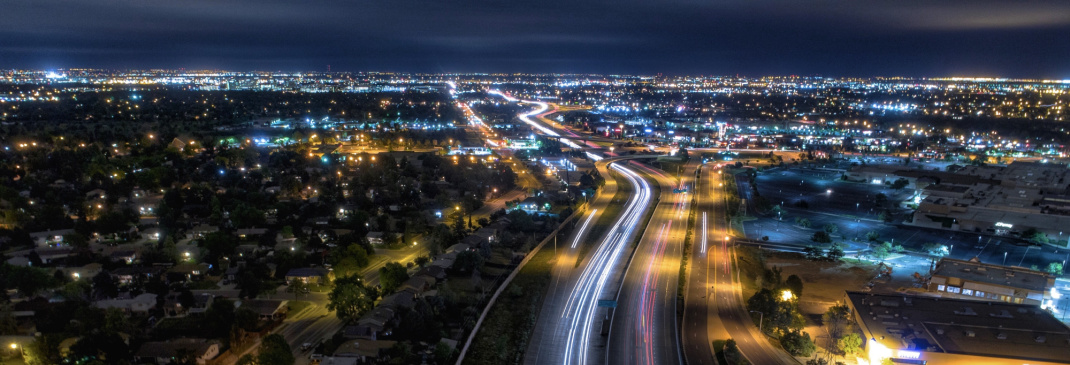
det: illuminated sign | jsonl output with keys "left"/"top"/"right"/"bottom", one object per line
{"left": 995, "top": 222, "right": 1013, "bottom": 229}
{"left": 897, "top": 350, "right": 921, "bottom": 360}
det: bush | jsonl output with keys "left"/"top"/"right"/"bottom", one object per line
{"left": 780, "top": 330, "right": 816, "bottom": 357}
{"left": 811, "top": 231, "right": 832, "bottom": 243}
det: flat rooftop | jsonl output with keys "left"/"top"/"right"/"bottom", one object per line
{"left": 932, "top": 258, "right": 1053, "bottom": 292}
{"left": 846, "top": 291, "right": 1070, "bottom": 363}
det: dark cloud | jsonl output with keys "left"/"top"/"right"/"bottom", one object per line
{"left": 1, "top": 0, "right": 1068, "bottom": 77}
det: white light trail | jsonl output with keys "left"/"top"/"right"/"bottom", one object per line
{"left": 571, "top": 209, "right": 598, "bottom": 249}
{"left": 489, "top": 90, "right": 584, "bottom": 149}
{"left": 701, "top": 212, "right": 708, "bottom": 254}
{"left": 561, "top": 163, "right": 653, "bottom": 365}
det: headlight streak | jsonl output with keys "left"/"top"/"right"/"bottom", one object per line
{"left": 571, "top": 210, "right": 598, "bottom": 249}
{"left": 561, "top": 163, "right": 652, "bottom": 365}
{"left": 701, "top": 212, "right": 708, "bottom": 255}
{"left": 489, "top": 90, "right": 584, "bottom": 149}
{"left": 635, "top": 220, "right": 671, "bottom": 365}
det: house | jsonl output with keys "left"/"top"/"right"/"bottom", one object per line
{"left": 333, "top": 339, "right": 397, "bottom": 362}
{"left": 168, "top": 138, "right": 187, "bottom": 151}
{"left": 29, "top": 229, "right": 75, "bottom": 247}
{"left": 5, "top": 256, "right": 30, "bottom": 267}
{"left": 34, "top": 247, "right": 74, "bottom": 264}
{"left": 134, "top": 338, "right": 220, "bottom": 365}
{"left": 93, "top": 293, "right": 157, "bottom": 313}
{"left": 381, "top": 289, "right": 417, "bottom": 310}
{"left": 188, "top": 224, "right": 219, "bottom": 239}
{"left": 111, "top": 266, "right": 164, "bottom": 285}
{"left": 356, "top": 306, "right": 396, "bottom": 337}
{"left": 188, "top": 293, "right": 215, "bottom": 315}
{"left": 366, "top": 231, "right": 385, "bottom": 245}
{"left": 238, "top": 299, "right": 288, "bottom": 320}
{"left": 285, "top": 267, "right": 330, "bottom": 285}
{"left": 110, "top": 250, "right": 138, "bottom": 264}
{"left": 63, "top": 263, "right": 103, "bottom": 281}
{"left": 235, "top": 244, "right": 260, "bottom": 258}
{"left": 473, "top": 227, "right": 498, "bottom": 244}
{"left": 416, "top": 265, "right": 447, "bottom": 281}
{"left": 235, "top": 228, "right": 268, "bottom": 239}
{"left": 460, "top": 235, "right": 486, "bottom": 248}
{"left": 343, "top": 324, "right": 379, "bottom": 340}
{"left": 398, "top": 274, "right": 436, "bottom": 294}
{"left": 167, "top": 263, "right": 209, "bottom": 283}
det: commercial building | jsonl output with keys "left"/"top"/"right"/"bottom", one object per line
{"left": 904, "top": 162, "right": 1070, "bottom": 246}
{"left": 927, "top": 258, "right": 1055, "bottom": 306}
{"left": 845, "top": 291, "right": 1070, "bottom": 365}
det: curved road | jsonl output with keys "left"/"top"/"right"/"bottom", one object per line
{"left": 606, "top": 161, "right": 689, "bottom": 365}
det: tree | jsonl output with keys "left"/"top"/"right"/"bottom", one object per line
{"left": 0, "top": 264, "right": 58, "bottom": 297}
{"left": 838, "top": 333, "right": 863, "bottom": 357}
{"left": 823, "top": 223, "right": 838, "bottom": 234}
{"left": 825, "top": 243, "right": 846, "bottom": 261}
{"left": 452, "top": 251, "right": 485, "bottom": 273}
{"left": 378, "top": 262, "right": 410, "bottom": 294}
{"left": 1046, "top": 262, "right": 1064, "bottom": 276}
{"left": 891, "top": 178, "right": 909, "bottom": 190}
{"left": 331, "top": 244, "right": 370, "bottom": 277}
{"left": 68, "top": 332, "right": 130, "bottom": 363}
{"left": 784, "top": 275, "right": 804, "bottom": 298}
{"left": 811, "top": 231, "right": 832, "bottom": 243}
{"left": 780, "top": 330, "right": 816, "bottom": 357}
{"left": 803, "top": 245, "right": 823, "bottom": 261}
{"left": 434, "top": 341, "right": 456, "bottom": 364}
{"left": 92, "top": 271, "right": 119, "bottom": 299}
{"left": 722, "top": 339, "right": 748, "bottom": 365}
{"left": 327, "top": 275, "right": 377, "bottom": 321}
{"left": 1023, "top": 228, "right": 1050, "bottom": 244}
{"left": 922, "top": 243, "right": 948, "bottom": 257}
{"left": 256, "top": 334, "right": 295, "bottom": 365}
{"left": 178, "top": 288, "right": 196, "bottom": 308}
{"left": 64, "top": 233, "right": 89, "bottom": 248}
{"left": 874, "top": 193, "right": 888, "bottom": 207}
{"left": 871, "top": 241, "right": 902, "bottom": 262}
{"left": 865, "top": 231, "right": 880, "bottom": 242}
{"left": 823, "top": 304, "right": 852, "bottom": 345}
{"left": 794, "top": 217, "right": 811, "bottom": 228}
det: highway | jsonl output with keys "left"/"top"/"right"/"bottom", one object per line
{"left": 701, "top": 163, "right": 798, "bottom": 364}
{"left": 681, "top": 160, "right": 722, "bottom": 365}
{"left": 605, "top": 161, "right": 689, "bottom": 365}
{"left": 524, "top": 159, "right": 655, "bottom": 365}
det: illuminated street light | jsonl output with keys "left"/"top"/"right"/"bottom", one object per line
{"left": 781, "top": 290, "right": 794, "bottom": 301}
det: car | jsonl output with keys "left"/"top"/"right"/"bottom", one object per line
{"left": 300, "top": 342, "right": 313, "bottom": 351}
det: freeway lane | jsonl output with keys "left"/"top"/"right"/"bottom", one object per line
{"left": 563, "top": 163, "right": 653, "bottom": 365}
{"left": 606, "top": 161, "right": 688, "bottom": 365}
{"left": 706, "top": 167, "right": 798, "bottom": 364}
{"left": 524, "top": 157, "right": 641, "bottom": 365}
{"left": 682, "top": 160, "right": 723, "bottom": 365}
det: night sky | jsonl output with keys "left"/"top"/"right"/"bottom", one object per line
{"left": 2, "top": 0, "right": 1069, "bottom": 77}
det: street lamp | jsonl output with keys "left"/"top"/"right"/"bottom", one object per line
{"left": 749, "top": 310, "right": 765, "bottom": 333}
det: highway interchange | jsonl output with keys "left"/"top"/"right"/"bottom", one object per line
{"left": 499, "top": 91, "right": 799, "bottom": 365}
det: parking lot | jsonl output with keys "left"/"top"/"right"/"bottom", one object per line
{"left": 740, "top": 164, "right": 1070, "bottom": 272}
